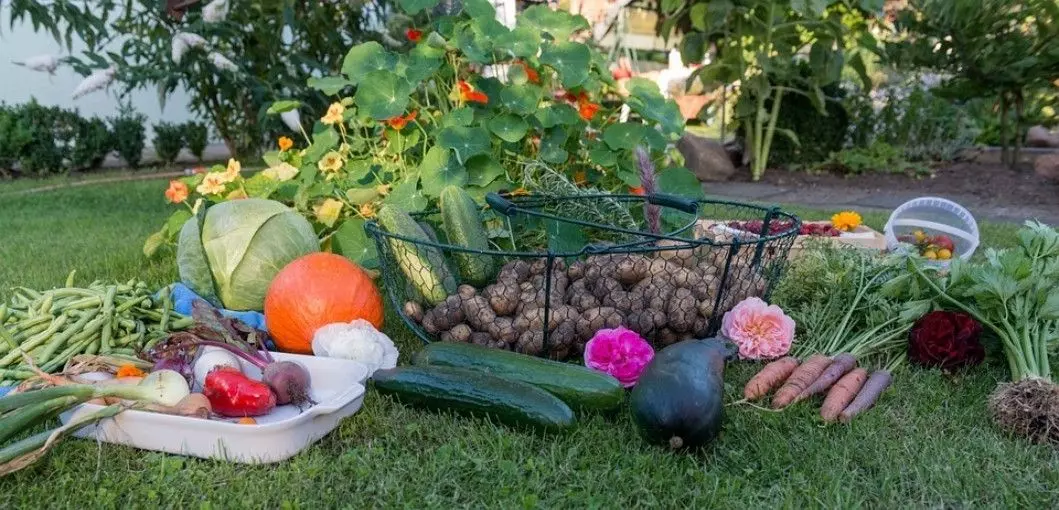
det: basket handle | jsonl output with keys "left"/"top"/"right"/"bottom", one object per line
{"left": 486, "top": 192, "right": 518, "bottom": 216}
{"left": 646, "top": 193, "right": 698, "bottom": 214}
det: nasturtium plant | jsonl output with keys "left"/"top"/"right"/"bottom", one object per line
{"left": 148, "top": 1, "right": 687, "bottom": 267}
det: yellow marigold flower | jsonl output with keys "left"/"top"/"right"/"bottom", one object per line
{"left": 831, "top": 210, "right": 862, "bottom": 232}
{"left": 317, "top": 151, "right": 344, "bottom": 173}
{"left": 262, "top": 162, "right": 299, "bottom": 182}
{"left": 314, "top": 198, "right": 344, "bottom": 227}
{"left": 358, "top": 202, "right": 377, "bottom": 219}
{"left": 220, "top": 158, "right": 241, "bottom": 183}
{"left": 321, "top": 102, "right": 345, "bottom": 125}
{"left": 196, "top": 172, "right": 228, "bottom": 195}
{"left": 278, "top": 136, "right": 294, "bottom": 151}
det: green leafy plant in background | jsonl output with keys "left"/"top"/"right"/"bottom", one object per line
{"left": 0, "top": 104, "right": 33, "bottom": 177}
{"left": 886, "top": 0, "right": 1059, "bottom": 168}
{"left": 109, "top": 106, "right": 146, "bottom": 169}
{"left": 5, "top": 0, "right": 384, "bottom": 158}
{"left": 12, "top": 101, "right": 79, "bottom": 176}
{"left": 662, "top": 0, "right": 882, "bottom": 180}
{"left": 967, "top": 89, "right": 1059, "bottom": 147}
{"left": 818, "top": 141, "right": 930, "bottom": 177}
{"left": 146, "top": 1, "right": 689, "bottom": 265}
{"left": 152, "top": 122, "right": 185, "bottom": 167}
{"left": 183, "top": 122, "right": 209, "bottom": 163}
{"left": 70, "top": 117, "right": 112, "bottom": 172}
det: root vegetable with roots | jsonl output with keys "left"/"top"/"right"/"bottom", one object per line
{"left": 904, "top": 221, "right": 1059, "bottom": 444}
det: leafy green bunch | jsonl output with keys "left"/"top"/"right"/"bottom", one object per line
{"left": 148, "top": 0, "right": 690, "bottom": 266}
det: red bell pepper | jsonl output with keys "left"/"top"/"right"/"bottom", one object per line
{"left": 203, "top": 367, "right": 276, "bottom": 417}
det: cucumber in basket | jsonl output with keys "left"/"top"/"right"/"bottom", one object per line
{"left": 413, "top": 343, "right": 624, "bottom": 412}
{"left": 376, "top": 205, "right": 457, "bottom": 306}
{"left": 439, "top": 186, "right": 495, "bottom": 286}
{"left": 372, "top": 365, "right": 575, "bottom": 432}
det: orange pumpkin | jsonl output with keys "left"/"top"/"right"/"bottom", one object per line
{"left": 264, "top": 253, "right": 384, "bottom": 354}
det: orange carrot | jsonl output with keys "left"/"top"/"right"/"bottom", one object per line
{"left": 795, "top": 353, "right": 857, "bottom": 403}
{"left": 771, "top": 354, "right": 831, "bottom": 409}
{"left": 839, "top": 370, "right": 892, "bottom": 423}
{"left": 743, "top": 356, "right": 800, "bottom": 401}
{"left": 820, "top": 368, "right": 868, "bottom": 422}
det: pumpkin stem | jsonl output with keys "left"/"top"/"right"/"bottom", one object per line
{"left": 668, "top": 436, "right": 684, "bottom": 449}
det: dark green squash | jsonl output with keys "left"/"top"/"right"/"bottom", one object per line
{"left": 629, "top": 337, "right": 731, "bottom": 450}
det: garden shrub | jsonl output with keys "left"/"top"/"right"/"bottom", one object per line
{"left": 14, "top": 101, "right": 79, "bottom": 176}
{"left": 110, "top": 107, "right": 146, "bottom": 169}
{"left": 152, "top": 121, "right": 185, "bottom": 166}
{"left": 70, "top": 117, "right": 112, "bottom": 171}
{"left": 183, "top": 121, "right": 208, "bottom": 162}
{"left": 0, "top": 104, "right": 32, "bottom": 176}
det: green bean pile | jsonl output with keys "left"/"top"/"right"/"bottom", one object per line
{"left": 0, "top": 273, "right": 191, "bottom": 385}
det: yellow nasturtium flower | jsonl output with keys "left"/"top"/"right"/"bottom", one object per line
{"left": 196, "top": 172, "right": 228, "bottom": 195}
{"left": 314, "top": 198, "right": 344, "bottom": 227}
{"left": 262, "top": 162, "right": 299, "bottom": 182}
{"left": 321, "top": 102, "right": 345, "bottom": 125}
{"left": 317, "top": 151, "right": 344, "bottom": 173}
{"left": 358, "top": 202, "right": 377, "bottom": 219}
{"left": 220, "top": 158, "right": 241, "bottom": 183}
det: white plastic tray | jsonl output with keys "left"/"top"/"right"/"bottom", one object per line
{"left": 59, "top": 352, "right": 369, "bottom": 464}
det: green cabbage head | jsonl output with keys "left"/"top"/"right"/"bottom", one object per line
{"left": 177, "top": 198, "right": 319, "bottom": 311}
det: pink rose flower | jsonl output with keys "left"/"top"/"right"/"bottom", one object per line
{"left": 584, "top": 326, "right": 655, "bottom": 388}
{"left": 721, "top": 297, "right": 795, "bottom": 360}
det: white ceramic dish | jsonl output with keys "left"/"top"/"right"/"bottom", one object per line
{"left": 59, "top": 352, "right": 369, "bottom": 464}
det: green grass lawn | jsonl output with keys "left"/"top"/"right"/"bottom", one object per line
{"left": 1, "top": 177, "right": 1058, "bottom": 507}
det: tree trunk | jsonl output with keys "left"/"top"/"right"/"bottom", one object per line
{"left": 1013, "top": 89, "right": 1024, "bottom": 171}
{"left": 999, "top": 93, "right": 1010, "bottom": 167}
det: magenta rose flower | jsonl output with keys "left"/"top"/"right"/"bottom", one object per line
{"left": 908, "top": 311, "right": 984, "bottom": 369}
{"left": 584, "top": 326, "right": 654, "bottom": 388}
{"left": 721, "top": 297, "right": 795, "bottom": 360}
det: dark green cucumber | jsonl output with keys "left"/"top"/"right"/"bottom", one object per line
{"left": 372, "top": 366, "right": 575, "bottom": 432}
{"left": 376, "top": 205, "right": 457, "bottom": 306}
{"left": 439, "top": 186, "right": 495, "bottom": 286}
{"left": 413, "top": 343, "right": 624, "bottom": 412}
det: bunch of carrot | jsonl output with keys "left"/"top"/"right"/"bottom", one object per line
{"left": 743, "top": 353, "right": 892, "bottom": 422}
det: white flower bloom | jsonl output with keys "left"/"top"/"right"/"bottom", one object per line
{"left": 176, "top": 32, "right": 207, "bottom": 47}
{"left": 280, "top": 109, "right": 302, "bottom": 131}
{"left": 171, "top": 37, "right": 189, "bottom": 63}
{"left": 71, "top": 66, "right": 116, "bottom": 100}
{"left": 208, "top": 52, "right": 238, "bottom": 72}
{"left": 13, "top": 54, "right": 59, "bottom": 74}
{"left": 202, "top": 0, "right": 229, "bottom": 23}
{"left": 312, "top": 320, "right": 399, "bottom": 376}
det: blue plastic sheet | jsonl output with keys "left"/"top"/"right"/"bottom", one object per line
{"left": 167, "top": 283, "right": 267, "bottom": 331}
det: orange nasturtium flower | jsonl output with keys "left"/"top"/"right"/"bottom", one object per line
{"left": 164, "top": 180, "right": 189, "bottom": 203}
{"left": 386, "top": 110, "right": 418, "bottom": 130}
{"left": 454, "top": 80, "right": 489, "bottom": 104}
{"left": 578, "top": 100, "right": 601, "bottom": 121}
{"left": 514, "top": 60, "right": 540, "bottom": 84}
{"left": 358, "top": 202, "right": 377, "bottom": 219}
{"left": 572, "top": 170, "right": 587, "bottom": 186}
{"left": 321, "top": 102, "right": 345, "bottom": 125}
{"left": 278, "top": 136, "right": 294, "bottom": 151}
{"left": 629, "top": 186, "right": 645, "bottom": 196}
{"left": 406, "top": 28, "right": 423, "bottom": 43}
{"left": 116, "top": 364, "right": 145, "bottom": 378}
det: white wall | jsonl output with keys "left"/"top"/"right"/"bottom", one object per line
{"left": 0, "top": 19, "right": 195, "bottom": 124}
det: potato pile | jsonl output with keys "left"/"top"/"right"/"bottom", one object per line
{"left": 406, "top": 239, "right": 768, "bottom": 361}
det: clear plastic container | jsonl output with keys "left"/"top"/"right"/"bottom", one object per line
{"left": 884, "top": 197, "right": 979, "bottom": 264}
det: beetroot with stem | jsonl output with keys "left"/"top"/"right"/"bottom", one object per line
{"left": 197, "top": 340, "right": 314, "bottom": 407}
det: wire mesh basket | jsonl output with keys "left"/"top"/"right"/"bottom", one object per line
{"left": 365, "top": 192, "right": 799, "bottom": 361}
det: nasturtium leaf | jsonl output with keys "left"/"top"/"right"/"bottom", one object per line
{"left": 498, "top": 84, "right": 542, "bottom": 115}
{"left": 464, "top": 0, "right": 496, "bottom": 19}
{"left": 307, "top": 76, "right": 354, "bottom": 95}
{"left": 644, "top": 127, "right": 668, "bottom": 151}
{"left": 341, "top": 42, "right": 396, "bottom": 84}
{"left": 657, "top": 167, "right": 704, "bottom": 199}
{"left": 344, "top": 159, "right": 375, "bottom": 181}
{"left": 397, "top": 0, "right": 439, "bottom": 15}
{"left": 495, "top": 26, "right": 540, "bottom": 58}
{"left": 143, "top": 229, "right": 166, "bottom": 258}
{"left": 603, "top": 123, "right": 648, "bottom": 150}
{"left": 267, "top": 100, "right": 300, "bottom": 114}
{"left": 588, "top": 147, "right": 618, "bottom": 167}
{"left": 443, "top": 107, "right": 474, "bottom": 127}
{"left": 384, "top": 179, "right": 429, "bottom": 212}
{"left": 262, "top": 150, "right": 283, "bottom": 168}
{"left": 625, "top": 78, "right": 685, "bottom": 135}
{"left": 242, "top": 173, "right": 278, "bottom": 198}
{"left": 453, "top": 23, "right": 491, "bottom": 63}
{"left": 660, "top": 0, "right": 682, "bottom": 14}
{"left": 166, "top": 209, "right": 193, "bottom": 237}
{"left": 330, "top": 218, "right": 378, "bottom": 269}
{"left": 508, "top": 64, "right": 530, "bottom": 85}
{"left": 437, "top": 126, "right": 491, "bottom": 162}
{"left": 516, "top": 5, "right": 590, "bottom": 41}
{"left": 345, "top": 187, "right": 378, "bottom": 205}
{"left": 353, "top": 70, "right": 412, "bottom": 120}
{"left": 467, "top": 177, "right": 512, "bottom": 203}
{"left": 535, "top": 103, "right": 580, "bottom": 128}
{"left": 540, "top": 127, "right": 569, "bottom": 164}
{"left": 540, "top": 41, "right": 591, "bottom": 88}
{"left": 419, "top": 146, "right": 469, "bottom": 194}
{"left": 466, "top": 155, "right": 506, "bottom": 187}
{"left": 488, "top": 114, "right": 529, "bottom": 143}
{"left": 304, "top": 124, "right": 339, "bottom": 161}
{"left": 615, "top": 161, "right": 642, "bottom": 187}
{"left": 547, "top": 219, "right": 587, "bottom": 255}
{"left": 400, "top": 50, "right": 442, "bottom": 84}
